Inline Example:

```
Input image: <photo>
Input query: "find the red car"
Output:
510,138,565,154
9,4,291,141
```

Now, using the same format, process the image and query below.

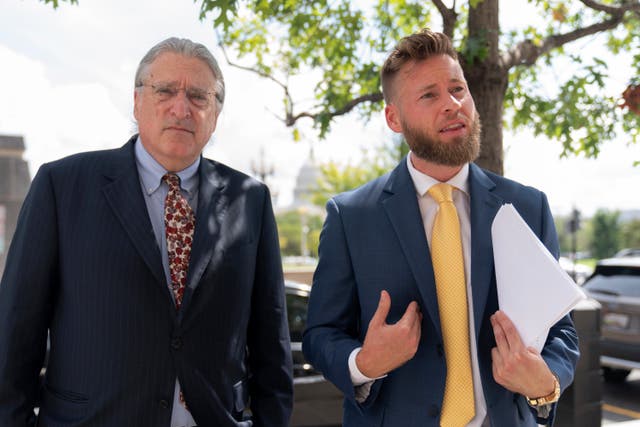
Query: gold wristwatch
526,374,560,406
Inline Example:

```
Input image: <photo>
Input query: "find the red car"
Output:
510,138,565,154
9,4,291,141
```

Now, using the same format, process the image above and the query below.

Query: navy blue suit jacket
0,137,293,426
302,159,579,427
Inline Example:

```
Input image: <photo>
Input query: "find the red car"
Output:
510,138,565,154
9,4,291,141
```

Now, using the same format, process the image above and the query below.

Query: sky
1,0,639,218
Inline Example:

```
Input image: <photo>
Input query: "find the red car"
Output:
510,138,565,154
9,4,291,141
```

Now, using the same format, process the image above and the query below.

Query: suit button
428,404,440,417
171,337,183,350
159,399,170,409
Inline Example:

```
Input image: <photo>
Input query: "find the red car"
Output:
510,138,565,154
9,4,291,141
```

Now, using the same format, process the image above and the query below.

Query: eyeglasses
138,82,217,109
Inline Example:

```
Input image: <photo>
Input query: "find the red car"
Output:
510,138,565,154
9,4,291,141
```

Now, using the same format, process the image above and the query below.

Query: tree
620,218,640,249
310,136,409,208
192,0,640,175
275,210,323,257
40,0,640,174
589,208,621,259
555,213,589,255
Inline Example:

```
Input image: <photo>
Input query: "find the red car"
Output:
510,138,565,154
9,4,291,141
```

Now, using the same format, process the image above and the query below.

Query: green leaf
39,0,78,8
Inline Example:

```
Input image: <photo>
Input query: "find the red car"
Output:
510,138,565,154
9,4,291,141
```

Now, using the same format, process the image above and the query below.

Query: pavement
609,422,640,426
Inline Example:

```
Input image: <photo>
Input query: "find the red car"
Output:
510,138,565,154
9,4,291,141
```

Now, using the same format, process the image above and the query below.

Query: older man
0,37,293,427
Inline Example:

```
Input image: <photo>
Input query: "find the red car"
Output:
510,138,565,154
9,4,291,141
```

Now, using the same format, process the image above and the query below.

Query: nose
168,90,191,119
443,93,462,113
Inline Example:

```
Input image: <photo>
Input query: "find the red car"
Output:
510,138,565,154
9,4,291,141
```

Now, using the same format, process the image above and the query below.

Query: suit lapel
101,138,167,290
468,163,503,337
381,160,443,341
179,158,227,315
381,161,506,341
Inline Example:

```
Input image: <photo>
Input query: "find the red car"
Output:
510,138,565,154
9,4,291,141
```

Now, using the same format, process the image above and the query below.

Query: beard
403,114,482,166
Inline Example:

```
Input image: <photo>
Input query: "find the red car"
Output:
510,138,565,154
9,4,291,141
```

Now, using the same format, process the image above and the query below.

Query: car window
584,274,640,298
593,265,640,277
287,293,308,342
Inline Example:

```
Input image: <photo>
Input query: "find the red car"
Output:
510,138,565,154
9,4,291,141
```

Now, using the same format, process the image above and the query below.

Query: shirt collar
134,136,200,196
405,153,469,197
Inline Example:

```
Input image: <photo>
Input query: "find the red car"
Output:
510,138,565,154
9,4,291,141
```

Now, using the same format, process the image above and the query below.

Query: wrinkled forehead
143,52,216,87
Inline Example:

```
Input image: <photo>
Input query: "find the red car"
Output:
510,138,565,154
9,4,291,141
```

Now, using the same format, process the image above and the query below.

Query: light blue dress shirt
134,137,199,427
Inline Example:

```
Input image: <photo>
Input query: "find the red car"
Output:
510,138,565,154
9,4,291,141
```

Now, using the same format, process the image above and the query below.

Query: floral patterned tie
163,173,195,310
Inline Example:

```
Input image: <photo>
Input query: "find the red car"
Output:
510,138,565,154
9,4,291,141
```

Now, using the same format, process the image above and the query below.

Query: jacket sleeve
302,198,381,410
0,164,58,426
247,186,294,427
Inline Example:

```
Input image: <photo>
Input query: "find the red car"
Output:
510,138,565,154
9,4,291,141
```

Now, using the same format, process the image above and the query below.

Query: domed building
290,153,323,215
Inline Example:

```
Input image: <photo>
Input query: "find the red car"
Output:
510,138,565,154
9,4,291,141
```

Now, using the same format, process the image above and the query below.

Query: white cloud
504,130,640,217
0,45,131,176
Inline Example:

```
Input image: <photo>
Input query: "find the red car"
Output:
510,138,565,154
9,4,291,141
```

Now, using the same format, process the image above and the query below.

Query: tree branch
217,41,287,92
504,1,640,69
287,92,384,126
502,7,640,69
217,33,383,128
432,0,458,39
579,0,639,14
216,37,298,123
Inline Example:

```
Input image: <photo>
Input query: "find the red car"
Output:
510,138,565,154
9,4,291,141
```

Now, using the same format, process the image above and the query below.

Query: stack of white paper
491,204,586,352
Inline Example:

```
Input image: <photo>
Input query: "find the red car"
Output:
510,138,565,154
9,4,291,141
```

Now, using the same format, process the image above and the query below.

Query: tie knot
163,173,181,190
428,183,454,204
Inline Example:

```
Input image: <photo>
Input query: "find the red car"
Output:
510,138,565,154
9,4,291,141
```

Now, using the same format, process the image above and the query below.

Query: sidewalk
607,420,640,426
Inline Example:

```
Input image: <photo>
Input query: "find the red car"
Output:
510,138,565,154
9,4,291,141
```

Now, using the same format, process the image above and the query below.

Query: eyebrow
417,78,466,92
151,80,210,89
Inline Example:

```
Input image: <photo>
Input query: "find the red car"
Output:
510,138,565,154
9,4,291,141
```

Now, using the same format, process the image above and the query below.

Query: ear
133,89,140,121
384,104,403,133
208,109,220,135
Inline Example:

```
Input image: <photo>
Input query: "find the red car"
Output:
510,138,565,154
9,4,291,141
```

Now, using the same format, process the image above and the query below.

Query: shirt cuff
348,347,387,385
534,402,552,419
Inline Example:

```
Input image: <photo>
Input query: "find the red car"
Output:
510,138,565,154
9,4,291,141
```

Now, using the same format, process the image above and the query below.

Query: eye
421,92,435,100
188,91,208,102
450,86,465,96
187,89,210,107
154,86,177,100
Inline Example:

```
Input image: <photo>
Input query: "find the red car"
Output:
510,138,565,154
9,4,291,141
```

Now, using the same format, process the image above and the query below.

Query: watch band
526,374,560,406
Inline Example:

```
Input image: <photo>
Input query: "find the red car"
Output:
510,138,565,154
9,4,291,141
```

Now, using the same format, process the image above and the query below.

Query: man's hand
356,290,422,378
491,310,556,397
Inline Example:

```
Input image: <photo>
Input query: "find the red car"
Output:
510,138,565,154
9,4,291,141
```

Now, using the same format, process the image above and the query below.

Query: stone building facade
0,135,31,275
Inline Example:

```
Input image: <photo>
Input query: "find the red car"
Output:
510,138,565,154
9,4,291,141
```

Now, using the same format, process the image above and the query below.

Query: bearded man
302,28,578,427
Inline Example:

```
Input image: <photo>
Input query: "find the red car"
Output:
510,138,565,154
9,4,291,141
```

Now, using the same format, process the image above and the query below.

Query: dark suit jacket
302,159,579,427
0,137,293,427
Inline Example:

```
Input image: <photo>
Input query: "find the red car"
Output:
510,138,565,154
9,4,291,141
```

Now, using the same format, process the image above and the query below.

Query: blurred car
582,257,640,382
615,248,640,258
286,280,343,427
559,256,593,285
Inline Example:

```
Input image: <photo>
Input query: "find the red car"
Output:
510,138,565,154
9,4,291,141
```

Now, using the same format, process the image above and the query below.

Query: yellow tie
428,183,475,427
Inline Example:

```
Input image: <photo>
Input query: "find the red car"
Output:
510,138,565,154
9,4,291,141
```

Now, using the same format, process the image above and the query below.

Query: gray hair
134,37,225,110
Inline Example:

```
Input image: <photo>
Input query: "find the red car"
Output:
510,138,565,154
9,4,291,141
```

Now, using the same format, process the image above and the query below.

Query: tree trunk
464,0,508,176
465,64,508,175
